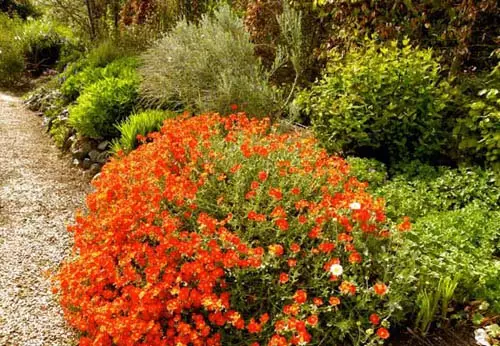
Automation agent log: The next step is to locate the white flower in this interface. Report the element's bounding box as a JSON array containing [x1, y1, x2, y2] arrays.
[[349, 202, 361, 210], [329, 264, 343, 276], [474, 328, 491, 346]]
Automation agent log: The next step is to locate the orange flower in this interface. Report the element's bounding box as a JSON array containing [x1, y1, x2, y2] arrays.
[[374, 282, 388, 296], [306, 315, 318, 326], [329, 296, 341, 306], [248, 211, 266, 222], [287, 259, 297, 267], [339, 281, 357, 295], [250, 181, 260, 190], [313, 297, 323, 306], [279, 273, 289, 284], [258, 171, 268, 181], [398, 216, 411, 231], [290, 243, 301, 253], [369, 313, 380, 325], [269, 187, 283, 200], [348, 252, 362, 264], [293, 289, 307, 304], [269, 244, 284, 256], [377, 327, 390, 339], [246, 318, 261, 333], [275, 218, 289, 231]]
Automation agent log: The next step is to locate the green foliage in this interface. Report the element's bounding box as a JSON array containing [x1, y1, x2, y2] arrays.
[[61, 56, 138, 102], [295, 40, 454, 164], [112, 109, 176, 153], [0, 14, 25, 84], [345, 156, 387, 190], [274, 3, 308, 106], [414, 277, 459, 335], [454, 63, 500, 170], [139, 4, 277, 116], [375, 164, 499, 220], [68, 75, 139, 139], [20, 18, 69, 75], [393, 206, 500, 316], [0, 0, 38, 19], [0, 14, 78, 83], [49, 117, 72, 149], [312, 0, 499, 73], [85, 40, 130, 68]]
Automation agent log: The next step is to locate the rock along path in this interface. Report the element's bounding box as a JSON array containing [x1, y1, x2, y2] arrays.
[[0, 92, 90, 346]]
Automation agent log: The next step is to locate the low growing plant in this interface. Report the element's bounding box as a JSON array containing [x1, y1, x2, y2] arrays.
[[392, 205, 500, 318], [375, 164, 499, 220], [58, 113, 411, 345], [112, 109, 177, 153]]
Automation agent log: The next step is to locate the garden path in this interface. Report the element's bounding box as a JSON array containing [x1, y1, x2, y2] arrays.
[[0, 91, 89, 345]]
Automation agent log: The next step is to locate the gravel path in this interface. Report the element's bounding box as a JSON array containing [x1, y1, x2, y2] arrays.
[[0, 92, 90, 346]]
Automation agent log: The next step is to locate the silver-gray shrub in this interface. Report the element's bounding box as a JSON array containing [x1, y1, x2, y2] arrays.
[[139, 5, 278, 117]]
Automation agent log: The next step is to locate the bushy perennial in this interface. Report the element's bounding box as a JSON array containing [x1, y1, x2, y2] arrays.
[[58, 113, 409, 346]]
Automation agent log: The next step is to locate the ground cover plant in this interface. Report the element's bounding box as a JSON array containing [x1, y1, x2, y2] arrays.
[[346, 157, 500, 328], [58, 113, 413, 345]]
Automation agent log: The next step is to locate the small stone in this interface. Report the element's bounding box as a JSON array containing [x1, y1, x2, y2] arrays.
[[80, 158, 92, 170], [62, 135, 75, 152], [88, 150, 100, 162], [72, 158, 79, 166], [89, 164, 102, 178], [70, 137, 95, 160], [42, 117, 53, 131], [97, 141, 110, 151]]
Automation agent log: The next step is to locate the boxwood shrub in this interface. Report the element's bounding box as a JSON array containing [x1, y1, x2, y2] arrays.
[[294, 40, 454, 164]]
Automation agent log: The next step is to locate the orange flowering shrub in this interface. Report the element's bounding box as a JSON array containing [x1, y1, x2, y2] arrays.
[[58, 113, 407, 345]]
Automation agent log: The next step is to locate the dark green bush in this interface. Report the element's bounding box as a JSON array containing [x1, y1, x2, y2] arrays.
[[139, 4, 277, 116], [294, 40, 454, 164], [453, 62, 500, 170], [68, 76, 139, 139], [112, 109, 177, 153]]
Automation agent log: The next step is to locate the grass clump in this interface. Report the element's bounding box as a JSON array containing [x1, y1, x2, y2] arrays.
[[112, 109, 177, 153]]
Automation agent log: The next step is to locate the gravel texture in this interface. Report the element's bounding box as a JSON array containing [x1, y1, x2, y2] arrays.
[[0, 92, 90, 346]]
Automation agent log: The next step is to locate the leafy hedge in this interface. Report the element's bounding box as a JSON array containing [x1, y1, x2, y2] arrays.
[[294, 40, 454, 164], [454, 62, 500, 170]]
